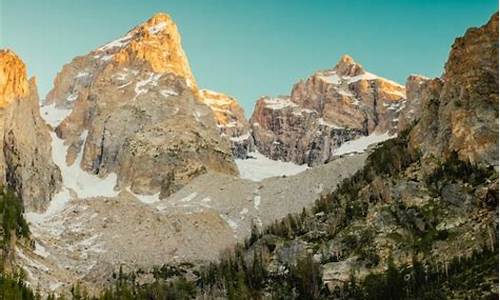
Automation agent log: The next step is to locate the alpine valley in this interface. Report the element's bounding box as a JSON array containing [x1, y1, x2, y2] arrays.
[[0, 10, 498, 300]]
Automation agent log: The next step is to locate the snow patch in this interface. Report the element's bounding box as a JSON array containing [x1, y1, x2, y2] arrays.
[[235, 151, 308, 182], [148, 22, 167, 34], [180, 192, 198, 203], [50, 131, 119, 199], [318, 118, 344, 129], [75, 71, 89, 79], [16, 247, 49, 272], [40, 103, 72, 127], [230, 133, 251, 142], [134, 73, 161, 100], [25, 187, 71, 227], [98, 33, 132, 51], [318, 71, 341, 84], [34, 242, 50, 258], [333, 132, 395, 156], [220, 214, 239, 231], [264, 97, 297, 110], [254, 195, 261, 210], [160, 89, 178, 97], [67, 93, 78, 102], [100, 54, 114, 62], [346, 71, 379, 83]]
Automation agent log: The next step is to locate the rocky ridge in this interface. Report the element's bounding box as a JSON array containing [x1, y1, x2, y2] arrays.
[[250, 55, 406, 166], [44, 13, 238, 199], [410, 13, 499, 165], [200, 89, 254, 158], [0, 50, 61, 211]]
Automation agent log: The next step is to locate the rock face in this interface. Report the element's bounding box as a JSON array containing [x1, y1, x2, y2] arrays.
[[410, 13, 499, 165], [0, 50, 61, 211], [199, 89, 254, 158], [397, 74, 429, 131], [250, 55, 406, 166], [46, 12, 197, 108], [45, 13, 238, 198]]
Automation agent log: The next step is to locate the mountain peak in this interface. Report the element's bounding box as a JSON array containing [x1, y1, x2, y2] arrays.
[[334, 54, 365, 77], [94, 12, 197, 89], [0, 49, 29, 106], [148, 12, 172, 23], [137, 12, 175, 36]]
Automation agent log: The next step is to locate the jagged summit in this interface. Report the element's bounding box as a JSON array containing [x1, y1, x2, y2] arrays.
[[313, 55, 403, 88], [333, 54, 365, 77], [251, 54, 407, 166], [93, 12, 196, 88], [147, 11, 173, 23], [0, 49, 29, 106]]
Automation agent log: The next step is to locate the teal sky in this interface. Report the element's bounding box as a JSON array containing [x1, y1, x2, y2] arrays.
[[0, 0, 497, 114]]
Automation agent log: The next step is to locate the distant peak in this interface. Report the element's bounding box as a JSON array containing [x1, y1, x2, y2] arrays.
[[338, 54, 355, 65], [334, 54, 365, 77]]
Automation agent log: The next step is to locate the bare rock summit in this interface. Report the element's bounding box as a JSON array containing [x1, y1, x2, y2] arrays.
[[44, 13, 239, 199]]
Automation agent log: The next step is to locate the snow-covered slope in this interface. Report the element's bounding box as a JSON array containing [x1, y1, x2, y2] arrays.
[[235, 151, 309, 181], [333, 132, 395, 156]]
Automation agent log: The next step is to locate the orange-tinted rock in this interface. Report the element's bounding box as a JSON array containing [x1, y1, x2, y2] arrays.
[[0, 50, 29, 107], [0, 50, 61, 211], [199, 89, 253, 158], [410, 13, 499, 165], [250, 55, 406, 165]]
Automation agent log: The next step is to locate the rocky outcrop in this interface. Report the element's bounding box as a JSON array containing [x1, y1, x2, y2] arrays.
[[199, 89, 254, 158], [410, 13, 499, 166], [45, 13, 238, 199], [0, 50, 61, 211], [250, 55, 406, 166], [397, 74, 429, 131]]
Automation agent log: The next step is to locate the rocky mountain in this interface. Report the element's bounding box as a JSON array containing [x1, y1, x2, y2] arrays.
[[410, 13, 499, 166], [250, 55, 406, 166], [43, 13, 238, 199], [397, 74, 429, 131], [199, 89, 254, 158], [1, 8, 497, 300], [85, 12, 498, 300], [0, 50, 61, 211]]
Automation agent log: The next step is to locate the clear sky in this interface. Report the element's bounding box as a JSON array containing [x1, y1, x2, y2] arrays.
[[1, 0, 497, 114]]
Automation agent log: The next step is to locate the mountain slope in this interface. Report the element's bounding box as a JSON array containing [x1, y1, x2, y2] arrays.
[[410, 13, 499, 165], [250, 55, 405, 166]]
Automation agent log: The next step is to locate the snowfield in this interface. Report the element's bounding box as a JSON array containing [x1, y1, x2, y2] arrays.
[[40, 104, 72, 128], [235, 151, 308, 181], [333, 132, 395, 156]]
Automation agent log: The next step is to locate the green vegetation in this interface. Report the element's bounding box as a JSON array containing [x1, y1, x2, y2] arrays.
[[0, 188, 30, 247], [0, 188, 36, 299], [0, 187, 30, 270], [341, 247, 498, 300], [0, 274, 36, 300]]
